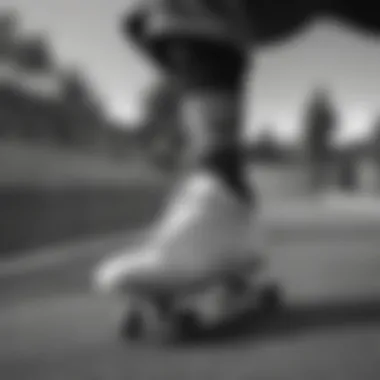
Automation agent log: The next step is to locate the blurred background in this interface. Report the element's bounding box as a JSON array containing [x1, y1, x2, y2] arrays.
[[1, 2, 380, 380], [1, 6, 380, 255]]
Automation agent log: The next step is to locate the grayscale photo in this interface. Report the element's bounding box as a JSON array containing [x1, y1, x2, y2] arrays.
[[0, 1, 380, 379]]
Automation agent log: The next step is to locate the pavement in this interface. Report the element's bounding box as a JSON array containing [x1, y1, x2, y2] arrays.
[[1, 197, 380, 380]]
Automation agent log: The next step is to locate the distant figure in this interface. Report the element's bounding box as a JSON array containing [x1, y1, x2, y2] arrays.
[[339, 147, 358, 192], [372, 117, 380, 193], [303, 88, 337, 193]]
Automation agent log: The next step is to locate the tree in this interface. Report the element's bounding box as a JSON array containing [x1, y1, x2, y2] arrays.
[[61, 69, 90, 103], [0, 10, 18, 59], [14, 33, 53, 72], [0, 10, 21, 138], [59, 68, 104, 147]]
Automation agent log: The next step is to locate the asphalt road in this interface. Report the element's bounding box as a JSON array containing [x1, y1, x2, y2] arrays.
[[1, 199, 380, 380]]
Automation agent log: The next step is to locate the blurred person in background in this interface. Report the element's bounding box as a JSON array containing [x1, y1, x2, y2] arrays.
[[303, 88, 337, 194], [338, 146, 358, 192], [372, 116, 380, 193]]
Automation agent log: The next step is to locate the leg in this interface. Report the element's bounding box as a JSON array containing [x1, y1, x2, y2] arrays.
[[94, 0, 264, 303], [163, 39, 253, 202], [93, 40, 255, 299]]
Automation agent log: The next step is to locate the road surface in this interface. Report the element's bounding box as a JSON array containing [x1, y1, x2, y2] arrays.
[[1, 199, 380, 380]]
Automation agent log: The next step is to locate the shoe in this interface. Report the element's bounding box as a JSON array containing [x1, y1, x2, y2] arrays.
[[93, 169, 266, 297]]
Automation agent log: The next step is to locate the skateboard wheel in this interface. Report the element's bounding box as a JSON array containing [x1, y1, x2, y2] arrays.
[[120, 300, 180, 344], [173, 310, 201, 340], [120, 308, 144, 341]]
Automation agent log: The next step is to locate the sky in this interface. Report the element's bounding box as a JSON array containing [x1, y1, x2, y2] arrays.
[[2, 0, 380, 144]]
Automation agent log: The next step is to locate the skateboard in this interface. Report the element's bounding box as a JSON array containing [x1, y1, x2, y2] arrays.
[[119, 274, 283, 344]]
